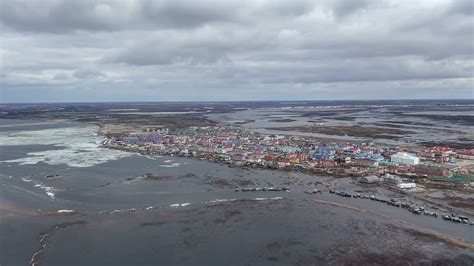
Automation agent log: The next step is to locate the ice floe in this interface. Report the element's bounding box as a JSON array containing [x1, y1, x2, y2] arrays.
[[170, 203, 191, 208], [208, 198, 237, 203], [110, 209, 126, 214], [160, 162, 181, 168], [57, 210, 75, 213], [106, 206, 159, 215], [206, 197, 283, 204], [144, 155, 162, 160], [0, 124, 131, 167], [270, 197, 283, 200], [34, 184, 55, 199]]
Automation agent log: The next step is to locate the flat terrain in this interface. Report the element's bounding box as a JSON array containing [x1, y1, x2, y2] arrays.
[[267, 125, 413, 139], [1, 100, 473, 265]]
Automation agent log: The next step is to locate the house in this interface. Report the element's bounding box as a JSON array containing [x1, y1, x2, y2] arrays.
[[458, 149, 474, 160], [425, 146, 453, 155], [277, 160, 290, 168], [391, 152, 420, 165], [247, 155, 262, 163], [151, 143, 165, 151], [231, 152, 246, 161], [355, 158, 379, 169], [321, 159, 336, 167], [415, 164, 450, 177]]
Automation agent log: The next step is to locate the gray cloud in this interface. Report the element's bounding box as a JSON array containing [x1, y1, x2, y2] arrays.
[[331, 0, 374, 18], [0, 0, 472, 102], [0, 0, 126, 33], [73, 69, 106, 79], [53, 73, 70, 80], [449, 0, 474, 16], [140, 0, 239, 28]]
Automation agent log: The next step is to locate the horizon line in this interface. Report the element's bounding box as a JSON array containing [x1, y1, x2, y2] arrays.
[[1, 98, 473, 105]]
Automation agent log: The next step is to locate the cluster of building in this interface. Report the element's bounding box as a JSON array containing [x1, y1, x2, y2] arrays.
[[106, 126, 473, 186]]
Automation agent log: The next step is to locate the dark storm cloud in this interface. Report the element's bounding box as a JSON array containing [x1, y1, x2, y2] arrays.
[[0, 0, 472, 102]]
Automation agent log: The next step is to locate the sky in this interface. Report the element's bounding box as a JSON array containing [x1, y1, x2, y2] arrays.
[[0, 0, 473, 103]]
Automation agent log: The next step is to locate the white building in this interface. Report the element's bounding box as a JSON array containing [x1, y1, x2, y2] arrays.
[[391, 152, 420, 165], [397, 183, 417, 189]]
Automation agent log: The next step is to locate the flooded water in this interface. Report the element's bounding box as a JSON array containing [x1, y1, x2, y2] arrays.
[[1, 119, 473, 265], [206, 105, 474, 146]]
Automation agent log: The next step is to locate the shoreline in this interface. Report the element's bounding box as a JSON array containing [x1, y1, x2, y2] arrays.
[[311, 198, 474, 250], [100, 138, 474, 218]]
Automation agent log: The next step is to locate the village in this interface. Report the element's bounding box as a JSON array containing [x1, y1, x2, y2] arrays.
[[103, 125, 474, 192]]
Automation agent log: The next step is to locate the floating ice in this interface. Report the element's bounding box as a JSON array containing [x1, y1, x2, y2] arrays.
[[144, 155, 162, 160], [21, 177, 32, 182], [107, 205, 159, 215], [160, 162, 181, 168], [34, 184, 55, 199], [57, 210, 75, 213], [170, 203, 191, 208], [0, 124, 131, 167], [255, 197, 267, 201], [209, 198, 237, 203]]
